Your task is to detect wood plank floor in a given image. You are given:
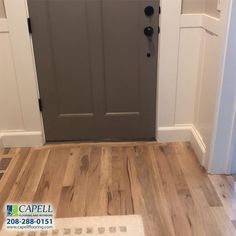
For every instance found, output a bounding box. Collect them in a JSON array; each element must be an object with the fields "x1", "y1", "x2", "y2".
[{"x1": 0, "y1": 142, "x2": 236, "y2": 235}]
